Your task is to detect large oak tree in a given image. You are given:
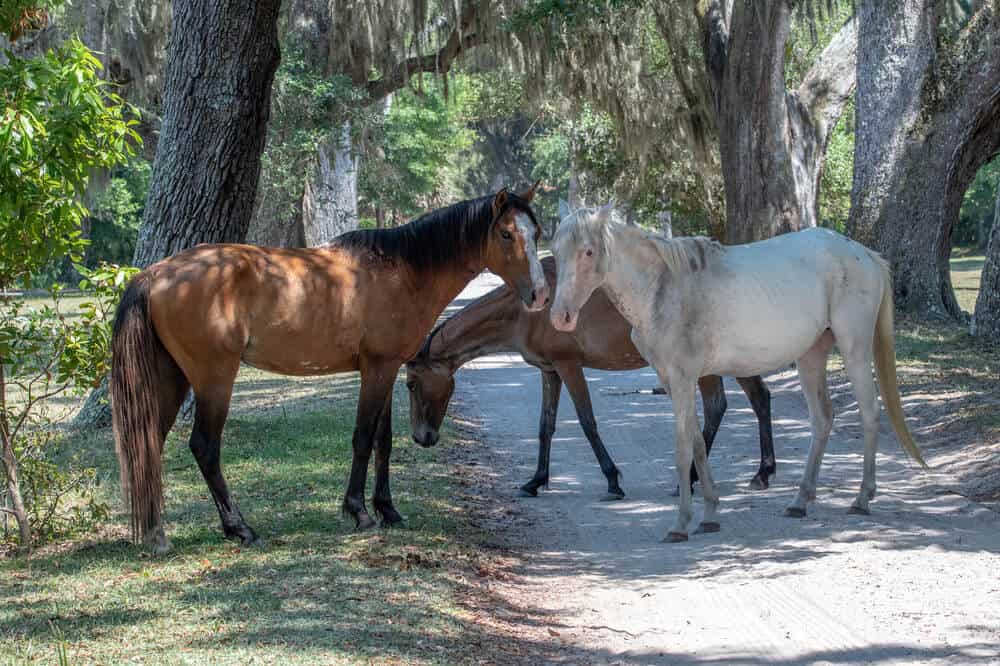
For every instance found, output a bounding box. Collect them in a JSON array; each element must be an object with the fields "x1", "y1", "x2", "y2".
[{"x1": 847, "y1": 0, "x2": 1000, "y2": 318}]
